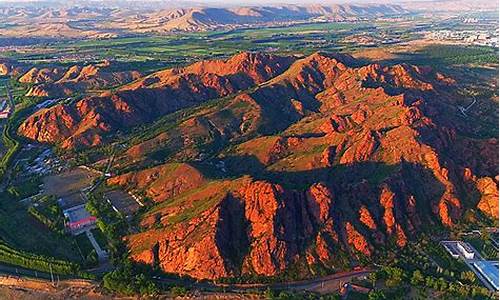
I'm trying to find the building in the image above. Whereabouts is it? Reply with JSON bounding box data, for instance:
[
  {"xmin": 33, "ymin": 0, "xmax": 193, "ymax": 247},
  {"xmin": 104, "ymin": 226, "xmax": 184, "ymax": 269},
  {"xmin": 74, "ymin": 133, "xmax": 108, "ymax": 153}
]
[
  {"xmin": 35, "ymin": 98, "xmax": 57, "ymax": 109},
  {"xmin": 441, "ymin": 241, "xmax": 461, "ymax": 259},
  {"xmin": 62, "ymin": 204, "xmax": 96, "ymax": 235},
  {"xmin": 471, "ymin": 261, "xmax": 499, "ymax": 292},
  {"xmin": 457, "ymin": 242, "xmax": 475, "ymax": 260},
  {"xmin": 0, "ymin": 99, "xmax": 11, "ymax": 119},
  {"xmin": 442, "ymin": 240, "xmax": 498, "ymax": 291}
]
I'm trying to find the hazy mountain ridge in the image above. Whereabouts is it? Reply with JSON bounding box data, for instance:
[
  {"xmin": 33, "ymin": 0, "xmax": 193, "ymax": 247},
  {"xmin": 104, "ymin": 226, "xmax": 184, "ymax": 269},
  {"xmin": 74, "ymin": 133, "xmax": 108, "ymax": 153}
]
[{"xmin": 0, "ymin": 4, "xmax": 407, "ymax": 36}]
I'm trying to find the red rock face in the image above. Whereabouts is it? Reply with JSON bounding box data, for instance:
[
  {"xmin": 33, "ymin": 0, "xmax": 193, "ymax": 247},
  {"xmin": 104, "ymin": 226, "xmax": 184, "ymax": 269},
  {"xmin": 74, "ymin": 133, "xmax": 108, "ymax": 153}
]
[
  {"xmin": 240, "ymin": 181, "xmax": 290, "ymax": 276},
  {"xmin": 345, "ymin": 222, "xmax": 372, "ymax": 256},
  {"xmin": 306, "ymin": 183, "xmax": 333, "ymax": 224},
  {"xmin": 340, "ymin": 130, "xmax": 379, "ymax": 164},
  {"xmin": 379, "ymin": 185, "xmax": 396, "ymax": 234},
  {"xmin": 359, "ymin": 206, "xmax": 376, "ymax": 230},
  {"xmin": 472, "ymin": 176, "xmax": 499, "ymax": 219}
]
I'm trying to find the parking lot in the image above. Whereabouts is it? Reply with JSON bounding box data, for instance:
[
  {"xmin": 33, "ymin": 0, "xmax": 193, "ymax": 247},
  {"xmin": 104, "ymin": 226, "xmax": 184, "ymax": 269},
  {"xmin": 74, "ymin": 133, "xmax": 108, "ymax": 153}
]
[
  {"xmin": 43, "ymin": 167, "xmax": 101, "ymax": 209},
  {"xmin": 104, "ymin": 189, "xmax": 142, "ymax": 219}
]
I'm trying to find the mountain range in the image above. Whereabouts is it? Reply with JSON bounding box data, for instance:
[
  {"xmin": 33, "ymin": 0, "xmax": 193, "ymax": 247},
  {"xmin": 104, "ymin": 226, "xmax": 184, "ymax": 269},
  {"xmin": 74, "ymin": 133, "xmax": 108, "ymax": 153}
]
[
  {"xmin": 18, "ymin": 51, "xmax": 498, "ymax": 280},
  {"xmin": 0, "ymin": 4, "xmax": 407, "ymax": 37}
]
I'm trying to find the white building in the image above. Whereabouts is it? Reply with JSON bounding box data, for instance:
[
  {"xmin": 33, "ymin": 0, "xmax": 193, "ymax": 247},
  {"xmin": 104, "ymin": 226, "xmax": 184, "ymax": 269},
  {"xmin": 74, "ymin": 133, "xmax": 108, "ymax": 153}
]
[{"xmin": 457, "ymin": 242, "xmax": 475, "ymax": 260}]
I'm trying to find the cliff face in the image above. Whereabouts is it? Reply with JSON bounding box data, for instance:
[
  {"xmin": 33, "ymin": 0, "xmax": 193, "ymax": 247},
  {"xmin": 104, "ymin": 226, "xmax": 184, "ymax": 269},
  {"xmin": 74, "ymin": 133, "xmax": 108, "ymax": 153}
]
[{"xmin": 18, "ymin": 51, "xmax": 498, "ymax": 280}]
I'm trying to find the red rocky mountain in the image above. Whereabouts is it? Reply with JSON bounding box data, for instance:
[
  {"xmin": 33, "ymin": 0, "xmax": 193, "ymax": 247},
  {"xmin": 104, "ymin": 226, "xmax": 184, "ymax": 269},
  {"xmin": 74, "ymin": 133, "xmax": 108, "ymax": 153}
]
[
  {"xmin": 18, "ymin": 52, "xmax": 294, "ymax": 149},
  {"xmin": 18, "ymin": 60, "xmax": 142, "ymax": 98},
  {"xmin": 19, "ymin": 52, "xmax": 498, "ymax": 280}
]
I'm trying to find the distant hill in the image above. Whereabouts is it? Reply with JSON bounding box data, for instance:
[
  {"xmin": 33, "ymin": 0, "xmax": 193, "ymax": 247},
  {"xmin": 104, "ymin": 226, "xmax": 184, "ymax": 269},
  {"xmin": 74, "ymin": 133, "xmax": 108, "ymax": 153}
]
[
  {"xmin": 401, "ymin": 0, "xmax": 499, "ymax": 12},
  {"xmin": 125, "ymin": 4, "xmax": 408, "ymax": 32},
  {"xmin": 0, "ymin": 4, "xmax": 408, "ymax": 37}
]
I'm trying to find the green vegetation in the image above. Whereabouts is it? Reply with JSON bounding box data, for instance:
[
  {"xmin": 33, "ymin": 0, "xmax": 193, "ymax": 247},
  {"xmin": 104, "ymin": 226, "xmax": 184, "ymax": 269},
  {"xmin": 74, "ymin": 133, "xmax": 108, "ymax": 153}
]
[
  {"xmin": 369, "ymin": 236, "xmax": 497, "ymax": 300},
  {"xmin": 85, "ymin": 192, "xmax": 127, "ymax": 261},
  {"xmin": 0, "ymin": 240, "xmax": 80, "ymax": 275},
  {"xmin": 102, "ymin": 261, "xmax": 158, "ymax": 296},
  {"xmin": 28, "ymin": 195, "xmax": 65, "ymax": 233},
  {"xmin": 86, "ymin": 189, "xmax": 159, "ymax": 295},
  {"xmin": 6, "ymin": 176, "xmax": 41, "ymax": 200},
  {"xmin": 413, "ymin": 45, "xmax": 498, "ymax": 66},
  {"xmin": 0, "ymin": 79, "xmax": 46, "ymax": 180},
  {"xmin": 74, "ymin": 233, "xmax": 98, "ymax": 268},
  {"xmin": 90, "ymin": 228, "xmax": 109, "ymax": 251},
  {"xmin": 0, "ymin": 12, "xmax": 497, "ymax": 297},
  {"xmin": 463, "ymin": 234, "xmax": 499, "ymax": 260},
  {"xmin": 3, "ymin": 22, "xmax": 372, "ymax": 67},
  {"xmin": 0, "ymin": 188, "xmax": 85, "ymax": 265},
  {"xmin": 0, "ymin": 123, "xmax": 18, "ymax": 175},
  {"xmin": 0, "ymin": 82, "xmax": 101, "ymax": 276},
  {"xmin": 263, "ymin": 287, "xmax": 340, "ymax": 300}
]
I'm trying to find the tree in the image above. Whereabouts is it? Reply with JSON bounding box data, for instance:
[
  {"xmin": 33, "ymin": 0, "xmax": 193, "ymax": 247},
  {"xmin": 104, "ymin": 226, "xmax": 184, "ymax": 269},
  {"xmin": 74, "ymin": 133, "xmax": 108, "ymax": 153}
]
[
  {"xmin": 264, "ymin": 287, "xmax": 275, "ymax": 300},
  {"xmin": 436, "ymin": 277, "xmax": 448, "ymax": 291},
  {"xmin": 368, "ymin": 272, "xmax": 378, "ymax": 288},
  {"xmin": 425, "ymin": 276, "xmax": 434, "ymax": 288},
  {"xmin": 460, "ymin": 271, "xmax": 476, "ymax": 283},
  {"xmin": 480, "ymin": 227, "xmax": 490, "ymax": 251},
  {"xmin": 103, "ymin": 260, "xmax": 158, "ymax": 296},
  {"xmin": 170, "ymin": 286, "xmax": 187, "ymax": 297},
  {"xmin": 368, "ymin": 290, "xmax": 386, "ymax": 300},
  {"xmin": 384, "ymin": 267, "xmax": 404, "ymax": 287},
  {"xmin": 135, "ymin": 273, "xmax": 159, "ymax": 296},
  {"xmin": 410, "ymin": 270, "xmax": 424, "ymax": 286}
]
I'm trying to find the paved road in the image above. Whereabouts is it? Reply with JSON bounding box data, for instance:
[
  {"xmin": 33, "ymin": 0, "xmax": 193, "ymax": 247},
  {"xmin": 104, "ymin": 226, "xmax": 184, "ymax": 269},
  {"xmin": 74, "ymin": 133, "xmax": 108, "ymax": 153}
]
[
  {"xmin": 85, "ymin": 229, "xmax": 108, "ymax": 262},
  {"xmin": 459, "ymin": 96, "xmax": 477, "ymax": 117},
  {"xmin": 0, "ymin": 263, "xmax": 58, "ymax": 281},
  {"xmin": 155, "ymin": 269, "xmax": 372, "ymax": 294}
]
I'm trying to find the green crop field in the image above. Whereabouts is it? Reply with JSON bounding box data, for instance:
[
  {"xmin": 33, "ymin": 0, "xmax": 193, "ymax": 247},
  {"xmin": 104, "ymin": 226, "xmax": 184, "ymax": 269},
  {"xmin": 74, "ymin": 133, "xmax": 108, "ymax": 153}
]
[{"xmin": 0, "ymin": 20, "xmax": 406, "ymax": 77}]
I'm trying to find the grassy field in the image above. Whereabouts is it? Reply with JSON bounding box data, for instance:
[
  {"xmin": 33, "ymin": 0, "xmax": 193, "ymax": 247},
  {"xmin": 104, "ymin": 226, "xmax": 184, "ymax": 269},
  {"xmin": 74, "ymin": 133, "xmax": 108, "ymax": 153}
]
[
  {"xmin": 0, "ymin": 21, "xmax": 405, "ymax": 77},
  {"xmin": 0, "ymin": 190, "xmax": 84, "ymax": 264}
]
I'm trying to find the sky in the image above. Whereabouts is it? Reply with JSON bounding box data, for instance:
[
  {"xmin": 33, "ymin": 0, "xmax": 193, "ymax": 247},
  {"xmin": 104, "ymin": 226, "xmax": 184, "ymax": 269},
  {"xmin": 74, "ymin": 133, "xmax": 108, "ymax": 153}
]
[
  {"xmin": 0, "ymin": 0, "xmax": 416, "ymax": 3},
  {"xmin": 0, "ymin": 0, "xmax": 493, "ymax": 6}
]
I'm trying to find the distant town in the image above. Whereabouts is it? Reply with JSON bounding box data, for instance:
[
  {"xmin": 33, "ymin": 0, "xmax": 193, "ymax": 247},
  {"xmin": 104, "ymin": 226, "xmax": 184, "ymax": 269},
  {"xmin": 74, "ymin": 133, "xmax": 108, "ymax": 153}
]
[{"xmin": 424, "ymin": 17, "xmax": 499, "ymax": 48}]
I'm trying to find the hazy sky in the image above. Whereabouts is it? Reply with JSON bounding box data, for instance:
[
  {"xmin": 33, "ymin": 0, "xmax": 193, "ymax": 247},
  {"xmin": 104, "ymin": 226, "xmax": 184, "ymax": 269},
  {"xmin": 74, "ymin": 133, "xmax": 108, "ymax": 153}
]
[
  {"xmin": 0, "ymin": 0, "xmax": 492, "ymax": 5},
  {"xmin": 0, "ymin": 0, "xmax": 415, "ymax": 3}
]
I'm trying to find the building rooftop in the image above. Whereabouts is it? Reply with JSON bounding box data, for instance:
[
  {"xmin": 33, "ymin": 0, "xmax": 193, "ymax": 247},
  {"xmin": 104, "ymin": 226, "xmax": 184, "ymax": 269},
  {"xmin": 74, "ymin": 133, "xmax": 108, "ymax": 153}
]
[
  {"xmin": 458, "ymin": 241, "xmax": 475, "ymax": 253},
  {"xmin": 472, "ymin": 261, "xmax": 499, "ymax": 291},
  {"xmin": 63, "ymin": 204, "xmax": 92, "ymax": 224}
]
